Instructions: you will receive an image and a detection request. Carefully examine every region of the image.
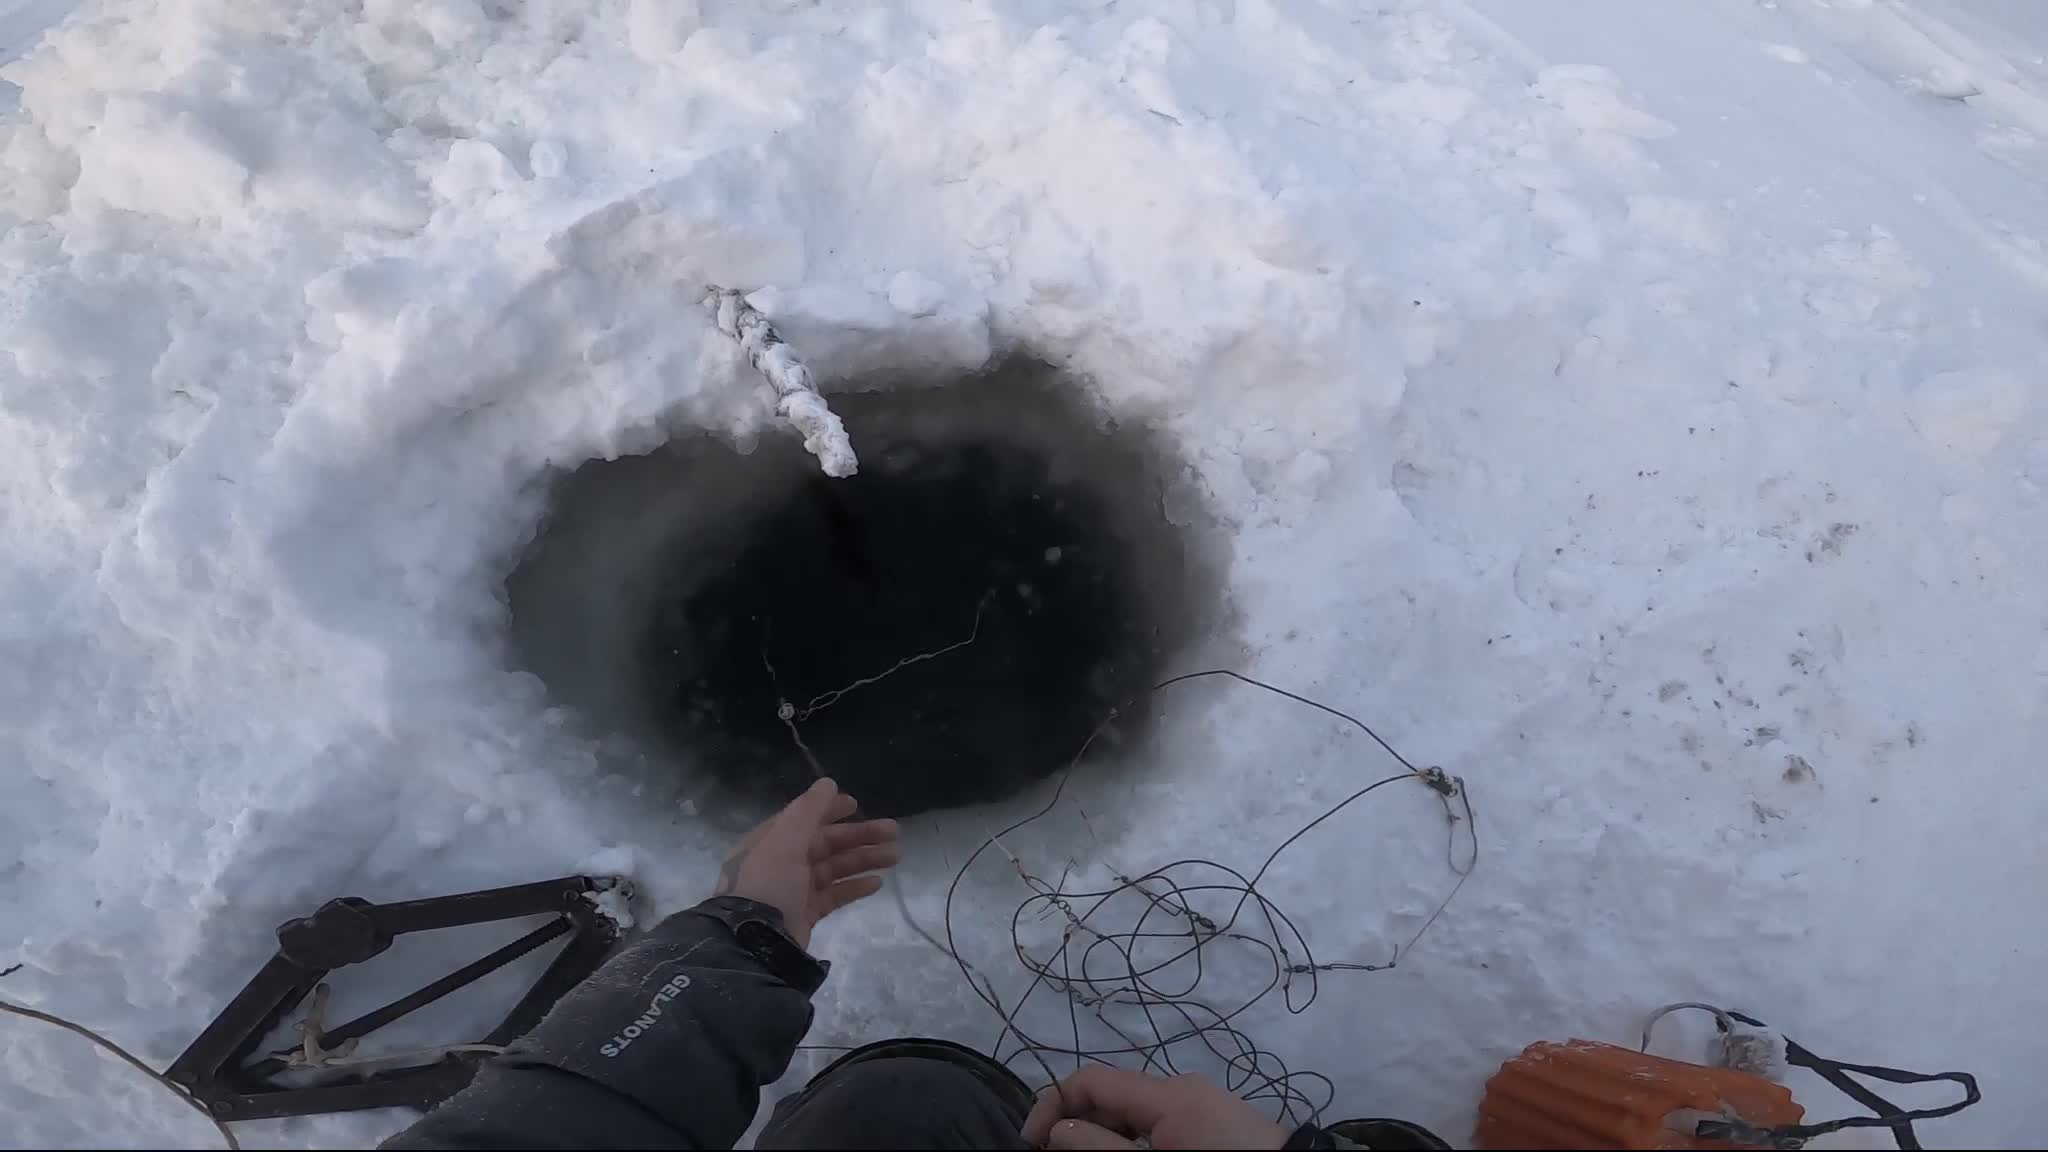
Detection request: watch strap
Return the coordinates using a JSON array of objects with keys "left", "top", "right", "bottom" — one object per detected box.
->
[{"left": 696, "top": 896, "right": 830, "bottom": 995}]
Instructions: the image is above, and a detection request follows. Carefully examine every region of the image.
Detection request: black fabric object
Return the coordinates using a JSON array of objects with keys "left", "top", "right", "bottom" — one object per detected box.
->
[
  {"left": 382, "top": 902, "right": 1035, "bottom": 1151},
  {"left": 384, "top": 898, "right": 815, "bottom": 1150},
  {"left": 756, "top": 1039, "right": 1033, "bottom": 1149},
  {"left": 1323, "top": 1117, "right": 1454, "bottom": 1149},
  {"left": 1283, "top": 1121, "right": 1340, "bottom": 1150}
]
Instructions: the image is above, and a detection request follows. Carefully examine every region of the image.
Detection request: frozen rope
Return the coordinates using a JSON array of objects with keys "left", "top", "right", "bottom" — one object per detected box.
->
[
  {"left": 704, "top": 287, "right": 858, "bottom": 478},
  {"left": 0, "top": 996, "right": 239, "bottom": 1150},
  {"left": 1720, "top": 1023, "right": 1791, "bottom": 1083}
]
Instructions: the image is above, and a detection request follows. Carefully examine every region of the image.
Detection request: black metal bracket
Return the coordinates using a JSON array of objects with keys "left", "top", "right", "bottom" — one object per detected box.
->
[{"left": 166, "top": 875, "right": 628, "bottom": 1122}]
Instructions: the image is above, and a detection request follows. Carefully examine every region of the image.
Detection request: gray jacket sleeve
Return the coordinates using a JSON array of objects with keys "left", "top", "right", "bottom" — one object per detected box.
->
[{"left": 384, "top": 897, "right": 817, "bottom": 1151}]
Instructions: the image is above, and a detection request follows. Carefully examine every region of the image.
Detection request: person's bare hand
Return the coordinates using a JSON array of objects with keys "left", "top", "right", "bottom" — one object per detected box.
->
[
  {"left": 1021, "top": 1068, "right": 1290, "bottom": 1150},
  {"left": 712, "top": 777, "right": 899, "bottom": 950}
]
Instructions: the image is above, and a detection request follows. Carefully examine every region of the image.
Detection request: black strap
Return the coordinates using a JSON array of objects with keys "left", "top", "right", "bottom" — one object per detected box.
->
[
  {"left": 1281, "top": 1122, "right": 1337, "bottom": 1150},
  {"left": 1706, "top": 1012, "right": 1980, "bottom": 1150},
  {"left": 694, "top": 897, "right": 831, "bottom": 995}
]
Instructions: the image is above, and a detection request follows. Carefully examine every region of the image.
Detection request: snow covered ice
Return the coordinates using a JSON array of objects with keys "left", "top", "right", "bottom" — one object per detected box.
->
[{"left": 3, "top": 0, "right": 2045, "bottom": 1145}]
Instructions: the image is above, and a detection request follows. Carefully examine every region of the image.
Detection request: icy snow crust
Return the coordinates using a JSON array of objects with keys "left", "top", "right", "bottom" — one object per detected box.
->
[{"left": 2, "top": 0, "right": 2045, "bottom": 1145}]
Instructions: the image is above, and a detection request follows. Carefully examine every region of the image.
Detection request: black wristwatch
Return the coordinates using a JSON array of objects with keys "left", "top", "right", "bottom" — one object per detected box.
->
[{"left": 696, "top": 897, "right": 831, "bottom": 995}]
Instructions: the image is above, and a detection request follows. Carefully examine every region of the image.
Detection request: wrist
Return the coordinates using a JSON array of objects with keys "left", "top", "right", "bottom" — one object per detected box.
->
[
  {"left": 698, "top": 895, "right": 790, "bottom": 931},
  {"left": 692, "top": 897, "right": 830, "bottom": 995}
]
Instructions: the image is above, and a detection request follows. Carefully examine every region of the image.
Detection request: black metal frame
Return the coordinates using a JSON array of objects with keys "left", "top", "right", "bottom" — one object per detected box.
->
[{"left": 166, "top": 875, "right": 626, "bottom": 1122}]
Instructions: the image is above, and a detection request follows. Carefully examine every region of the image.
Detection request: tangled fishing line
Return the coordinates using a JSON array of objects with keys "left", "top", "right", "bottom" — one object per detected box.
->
[
  {"left": 768, "top": 623, "right": 1481, "bottom": 1128},
  {"left": 946, "top": 671, "right": 1476, "bottom": 1127}
]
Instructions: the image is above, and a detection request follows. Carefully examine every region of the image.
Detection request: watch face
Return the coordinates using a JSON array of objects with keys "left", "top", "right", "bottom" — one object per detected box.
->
[{"left": 736, "top": 919, "right": 778, "bottom": 950}]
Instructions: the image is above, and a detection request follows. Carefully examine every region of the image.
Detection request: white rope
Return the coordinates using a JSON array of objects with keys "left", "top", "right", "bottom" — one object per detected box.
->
[
  {"left": 282, "top": 982, "right": 509, "bottom": 1073},
  {"left": 286, "top": 1042, "right": 508, "bottom": 1071},
  {"left": 704, "top": 287, "right": 858, "bottom": 478}
]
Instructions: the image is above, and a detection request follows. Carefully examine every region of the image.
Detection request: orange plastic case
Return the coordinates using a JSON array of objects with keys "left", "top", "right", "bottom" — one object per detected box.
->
[{"left": 1478, "top": 1039, "right": 1803, "bottom": 1149}]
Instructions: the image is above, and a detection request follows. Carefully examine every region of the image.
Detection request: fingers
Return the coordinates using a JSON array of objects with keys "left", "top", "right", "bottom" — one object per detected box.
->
[
  {"left": 1021, "top": 1068, "right": 1178, "bottom": 1145},
  {"left": 810, "top": 813, "right": 899, "bottom": 884},
  {"left": 813, "top": 841, "right": 900, "bottom": 884},
  {"left": 1045, "top": 1118, "right": 1139, "bottom": 1150},
  {"left": 815, "top": 874, "right": 883, "bottom": 917},
  {"left": 817, "top": 817, "right": 897, "bottom": 856},
  {"left": 824, "top": 789, "right": 859, "bottom": 824},
  {"left": 736, "top": 781, "right": 836, "bottom": 861},
  {"left": 781, "top": 778, "right": 842, "bottom": 828},
  {"left": 1022, "top": 1089, "right": 1063, "bottom": 1145},
  {"left": 765, "top": 779, "right": 847, "bottom": 850}
]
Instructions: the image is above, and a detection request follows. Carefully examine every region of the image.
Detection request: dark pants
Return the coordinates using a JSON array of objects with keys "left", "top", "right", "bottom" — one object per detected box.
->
[{"left": 757, "top": 1039, "right": 1034, "bottom": 1150}]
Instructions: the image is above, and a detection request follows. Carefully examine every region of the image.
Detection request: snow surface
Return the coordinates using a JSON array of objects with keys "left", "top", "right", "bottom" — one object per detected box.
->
[{"left": 3, "top": 0, "right": 2045, "bottom": 1146}]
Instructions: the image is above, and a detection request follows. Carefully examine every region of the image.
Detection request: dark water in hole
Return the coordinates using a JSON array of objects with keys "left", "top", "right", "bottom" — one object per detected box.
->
[
  {"left": 643, "top": 438, "right": 1145, "bottom": 816},
  {"left": 504, "top": 359, "right": 1223, "bottom": 819}
]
